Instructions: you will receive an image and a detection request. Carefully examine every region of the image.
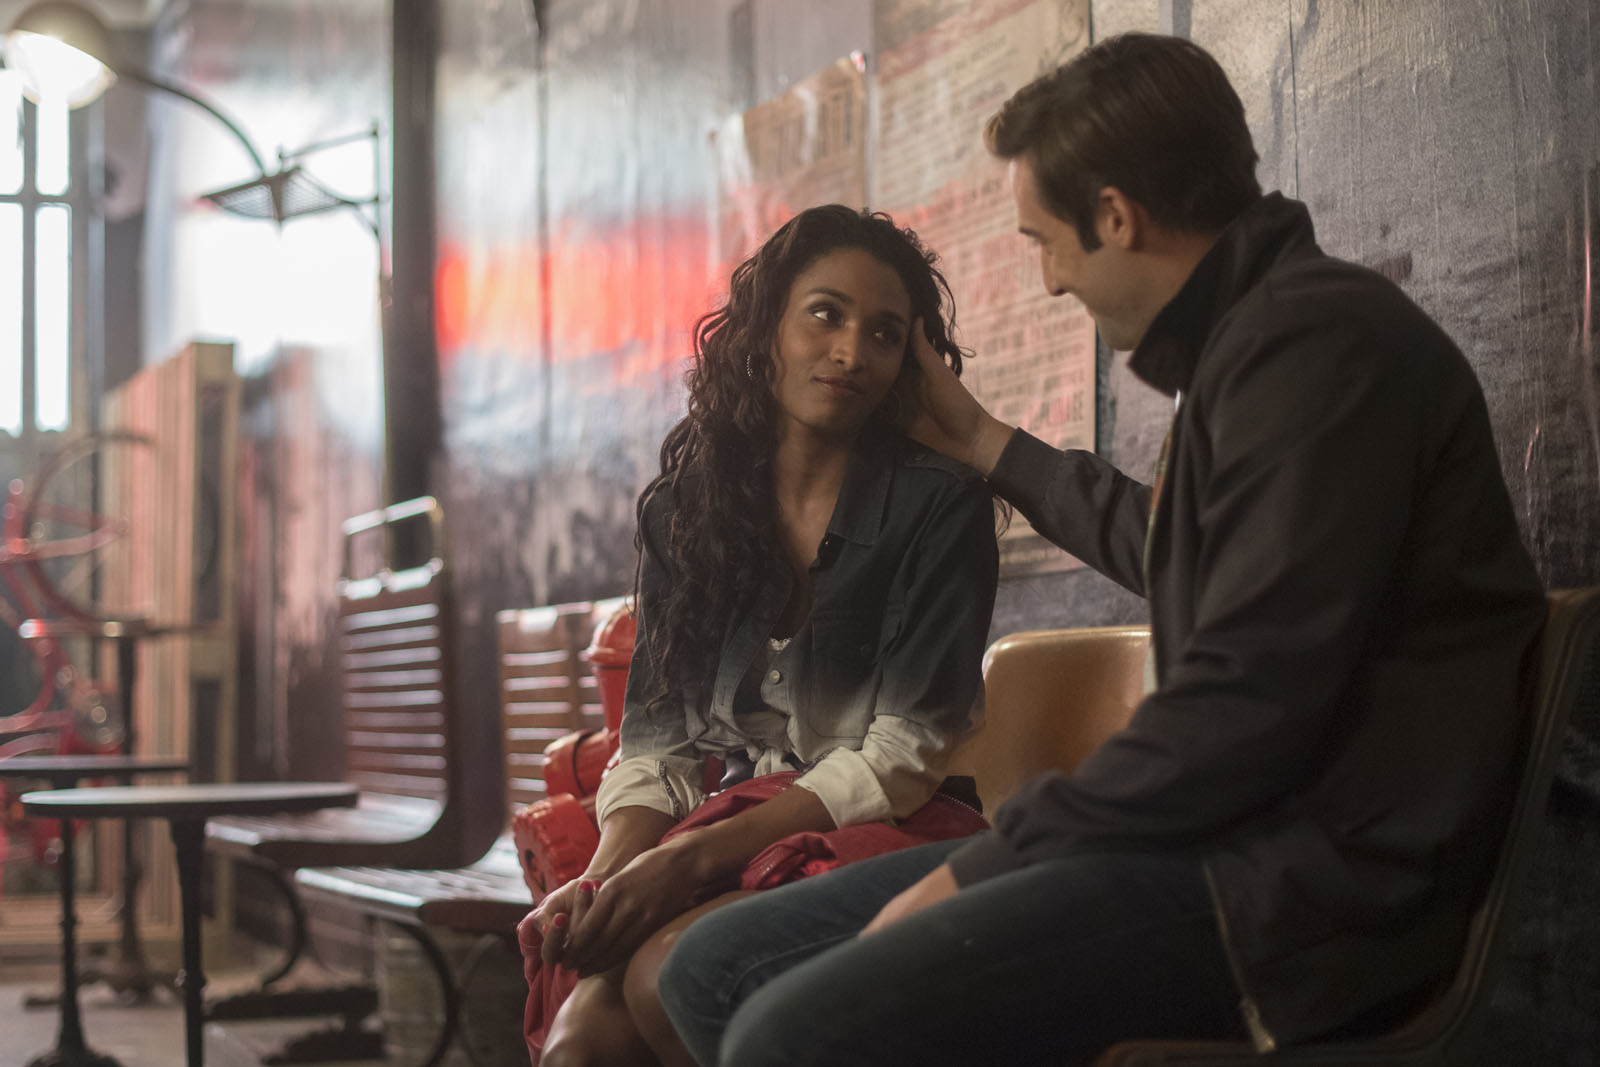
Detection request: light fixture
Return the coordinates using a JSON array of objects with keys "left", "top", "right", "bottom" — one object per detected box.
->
[
  {"left": 4, "top": 0, "right": 116, "bottom": 106},
  {"left": 2, "top": 0, "right": 381, "bottom": 230}
]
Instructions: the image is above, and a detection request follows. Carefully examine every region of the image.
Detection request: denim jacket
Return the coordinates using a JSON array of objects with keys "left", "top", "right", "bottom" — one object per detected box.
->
[{"left": 599, "top": 426, "right": 999, "bottom": 827}]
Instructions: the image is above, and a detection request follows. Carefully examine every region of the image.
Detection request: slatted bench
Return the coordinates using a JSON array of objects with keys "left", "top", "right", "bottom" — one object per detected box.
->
[
  {"left": 203, "top": 498, "right": 502, "bottom": 1061},
  {"left": 291, "top": 600, "right": 606, "bottom": 1066}
]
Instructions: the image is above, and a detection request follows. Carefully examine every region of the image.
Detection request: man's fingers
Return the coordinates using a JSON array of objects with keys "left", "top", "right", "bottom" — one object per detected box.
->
[{"left": 909, "top": 318, "right": 946, "bottom": 374}]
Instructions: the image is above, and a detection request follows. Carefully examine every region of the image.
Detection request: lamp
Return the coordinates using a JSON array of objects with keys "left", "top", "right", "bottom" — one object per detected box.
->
[{"left": 3, "top": 0, "right": 379, "bottom": 230}]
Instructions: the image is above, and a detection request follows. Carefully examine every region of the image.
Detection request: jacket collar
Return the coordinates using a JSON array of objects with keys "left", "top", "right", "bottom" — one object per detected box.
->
[
  {"left": 825, "top": 423, "right": 899, "bottom": 548},
  {"left": 1128, "top": 193, "right": 1322, "bottom": 397}
]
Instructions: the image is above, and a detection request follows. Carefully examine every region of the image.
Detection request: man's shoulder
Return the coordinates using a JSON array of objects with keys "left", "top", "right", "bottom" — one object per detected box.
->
[{"left": 1218, "top": 251, "right": 1468, "bottom": 382}]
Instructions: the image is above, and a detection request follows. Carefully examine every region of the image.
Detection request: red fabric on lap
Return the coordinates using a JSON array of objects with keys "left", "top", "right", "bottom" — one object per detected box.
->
[{"left": 520, "top": 770, "right": 986, "bottom": 1064}]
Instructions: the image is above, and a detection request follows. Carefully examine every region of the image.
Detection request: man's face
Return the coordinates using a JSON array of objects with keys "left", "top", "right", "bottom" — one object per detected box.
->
[{"left": 1010, "top": 158, "right": 1144, "bottom": 350}]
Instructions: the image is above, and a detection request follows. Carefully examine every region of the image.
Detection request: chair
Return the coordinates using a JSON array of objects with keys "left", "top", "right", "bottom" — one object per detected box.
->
[
  {"left": 949, "top": 625, "right": 1151, "bottom": 818},
  {"left": 1095, "top": 586, "right": 1600, "bottom": 1066}
]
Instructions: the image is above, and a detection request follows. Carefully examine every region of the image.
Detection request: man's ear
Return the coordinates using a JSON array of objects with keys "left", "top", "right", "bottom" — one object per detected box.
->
[{"left": 1097, "top": 186, "right": 1144, "bottom": 251}]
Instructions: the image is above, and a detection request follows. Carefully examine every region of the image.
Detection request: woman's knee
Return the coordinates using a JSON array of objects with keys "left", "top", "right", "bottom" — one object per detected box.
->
[
  {"left": 625, "top": 923, "right": 702, "bottom": 1066},
  {"left": 541, "top": 974, "right": 651, "bottom": 1067}
]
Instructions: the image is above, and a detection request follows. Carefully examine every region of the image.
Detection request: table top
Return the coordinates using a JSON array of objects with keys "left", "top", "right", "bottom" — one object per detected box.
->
[
  {"left": 0, "top": 754, "right": 190, "bottom": 781},
  {"left": 20, "top": 782, "right": 359, "bottom": 820},
  {"left": 18, "top": 617, "right": 194, "bottom": 640}
]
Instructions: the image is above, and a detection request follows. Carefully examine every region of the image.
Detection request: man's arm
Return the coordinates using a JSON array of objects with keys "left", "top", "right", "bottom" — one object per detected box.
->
[
  {"left": 947, "top": 321, "right": 1425, "bottom": 886},
  {"left": 907, "top": 327, "right": 1153, "bottom": 594}
]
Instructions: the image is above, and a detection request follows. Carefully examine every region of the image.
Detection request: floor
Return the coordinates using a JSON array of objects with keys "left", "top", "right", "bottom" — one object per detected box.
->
[
  {"left": 1, "top": 927, "right": 530, "bottom": 1067},
  {"left": 0, "top": 961, "right": 388, "bottom": 1067}
]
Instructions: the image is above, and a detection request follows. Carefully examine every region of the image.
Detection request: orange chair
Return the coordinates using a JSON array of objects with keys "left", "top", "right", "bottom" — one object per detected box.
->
[{"left": 949, "top": 625, "right": 1151, "bottom": 819}]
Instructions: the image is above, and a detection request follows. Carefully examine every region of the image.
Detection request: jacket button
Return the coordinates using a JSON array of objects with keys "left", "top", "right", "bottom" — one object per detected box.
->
[
  {"left": 858, "top": 643, "right": 872, "bottom": 658},
  {"left": 767, "top": 669, "right": 782, "bottom": 684}
]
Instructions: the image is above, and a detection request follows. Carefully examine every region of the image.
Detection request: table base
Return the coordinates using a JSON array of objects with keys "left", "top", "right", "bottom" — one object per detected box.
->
[{"left": 23, "top": 1045, "right": 125, "bottom": 1067}]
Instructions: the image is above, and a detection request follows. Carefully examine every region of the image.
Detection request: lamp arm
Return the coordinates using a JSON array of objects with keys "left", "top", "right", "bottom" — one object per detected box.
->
[{"left": 120, "top": 67, "right": 270, "bottom": 177}]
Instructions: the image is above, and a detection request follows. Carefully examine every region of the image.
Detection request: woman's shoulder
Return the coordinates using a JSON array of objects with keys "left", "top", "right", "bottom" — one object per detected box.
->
[{"left": 870, "top": 426, "right": 988, "bottom": 492}]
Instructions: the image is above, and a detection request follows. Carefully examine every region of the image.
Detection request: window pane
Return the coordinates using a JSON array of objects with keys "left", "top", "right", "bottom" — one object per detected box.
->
[
  {"left": 0, "top": 71, "right": 20, "bottom": 194},
  {"left": 0, "top": 205, "right": 19, "bottom": 436},
  {"left": 36, "top": 204, "right": 70, "bottom": 431},
  {"left": 36, "top": 92, "right": 69, "bottom": 195}
]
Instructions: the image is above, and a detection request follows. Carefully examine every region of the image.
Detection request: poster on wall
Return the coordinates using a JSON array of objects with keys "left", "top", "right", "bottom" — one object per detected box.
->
[
  {"left": 713, "top": 53, "right": 869, "bottom": 275},
  {"left": 871, "top": 0, "right": 1095, "bottom": 576}
]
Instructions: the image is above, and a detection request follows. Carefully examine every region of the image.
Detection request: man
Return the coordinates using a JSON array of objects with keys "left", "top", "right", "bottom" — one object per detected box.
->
[{"left": 656, "top": 32, "right": 1545, "bottom": 1066}]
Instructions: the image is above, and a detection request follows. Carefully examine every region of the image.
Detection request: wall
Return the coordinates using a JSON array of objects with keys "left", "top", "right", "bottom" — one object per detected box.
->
[
  {"left": 138, "top": 0, "right": 1598, "bottom": 1052},
  {"left": 142, "top": 0, "right": 391, "bottom": 783}
]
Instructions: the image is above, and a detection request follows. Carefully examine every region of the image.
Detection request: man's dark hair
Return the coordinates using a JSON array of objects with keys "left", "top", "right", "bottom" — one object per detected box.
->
[{"left": 986, "top": 32, "right": 1261, "bottom": 250}]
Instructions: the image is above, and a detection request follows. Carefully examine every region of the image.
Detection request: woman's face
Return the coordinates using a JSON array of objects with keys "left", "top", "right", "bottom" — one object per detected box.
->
[{"left": 768, "top": 247, "right": 912, "bottom": 443}]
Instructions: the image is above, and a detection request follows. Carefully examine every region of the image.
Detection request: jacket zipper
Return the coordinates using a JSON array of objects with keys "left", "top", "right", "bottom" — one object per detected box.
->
[{"left": 1202, "top": 861, "right": 1277, "bottom": 1053}]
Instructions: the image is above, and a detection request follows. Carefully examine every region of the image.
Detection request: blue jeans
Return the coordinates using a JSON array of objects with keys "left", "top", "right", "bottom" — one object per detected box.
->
[{"left": 658, "top": 839, "right": 1245, "bottom": 1066}]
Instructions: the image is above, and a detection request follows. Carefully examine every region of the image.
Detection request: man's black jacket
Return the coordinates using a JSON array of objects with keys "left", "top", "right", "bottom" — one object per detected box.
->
[{"left": 946, "top": 193, "right": 1545, "bottom": 1047}]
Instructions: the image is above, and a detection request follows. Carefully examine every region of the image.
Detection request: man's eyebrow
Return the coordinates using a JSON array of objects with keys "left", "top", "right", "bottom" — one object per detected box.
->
[{"left": 1018, "top": 225, "right": 1045, "bottom": 240}]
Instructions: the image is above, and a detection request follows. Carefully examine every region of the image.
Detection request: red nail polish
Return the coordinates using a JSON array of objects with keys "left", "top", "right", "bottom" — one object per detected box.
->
[{"left": 553, "top": 913, "right": 567, "bottom": 928}]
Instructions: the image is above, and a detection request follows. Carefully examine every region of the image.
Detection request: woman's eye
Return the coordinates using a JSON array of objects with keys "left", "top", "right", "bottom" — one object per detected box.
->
[
  {"left": 808, "top": 303, "right": 841, "bottom": 324},
  {"left": 874, "top": 328, "right": 904, "bottom": 348}
]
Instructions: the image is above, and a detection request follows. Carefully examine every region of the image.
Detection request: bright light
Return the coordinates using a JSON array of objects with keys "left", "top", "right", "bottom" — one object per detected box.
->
[
  {"left": 0, "top": 71, "right": 20, "bottom": 194},
  {"left": 36, "top": 204, "right": 71, "bottom": 431},
  {"left": 3, "top": 30, "right": 115, "bottom": 108},
  {"left": 0, "top": 205, "right": 19, "bottom": 436},
  {"left": 36, "top": 90, "right": 68, "bottom": 194}
]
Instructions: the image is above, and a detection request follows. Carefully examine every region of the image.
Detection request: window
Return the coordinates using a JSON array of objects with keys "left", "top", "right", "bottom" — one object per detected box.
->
[{"left": 0, "top": 70, "right": 87, "bottom": 443}]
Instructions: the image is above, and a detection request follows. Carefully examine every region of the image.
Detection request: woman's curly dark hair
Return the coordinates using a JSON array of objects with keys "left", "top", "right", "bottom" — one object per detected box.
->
[{"left": 635, "top": 204, "right": 967, "bottom": 720}]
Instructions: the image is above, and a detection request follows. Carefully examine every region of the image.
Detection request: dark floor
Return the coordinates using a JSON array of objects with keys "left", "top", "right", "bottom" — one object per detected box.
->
[{"left": 0, "top": 957, "right": 394, "bottom": 1067}]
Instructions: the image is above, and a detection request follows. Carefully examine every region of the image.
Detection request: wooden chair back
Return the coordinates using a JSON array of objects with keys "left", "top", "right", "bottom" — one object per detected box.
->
[
  {"left": 338, "top": 497, "right": 456, "bottom": 804},
  {"left": 496, "top": 602, "right": 594, "bottom": 812}
]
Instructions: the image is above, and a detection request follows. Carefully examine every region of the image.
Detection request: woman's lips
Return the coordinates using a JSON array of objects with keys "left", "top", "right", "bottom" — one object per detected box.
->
[{"left": 815, "top": 376, "right": 863, "bottom": 398}]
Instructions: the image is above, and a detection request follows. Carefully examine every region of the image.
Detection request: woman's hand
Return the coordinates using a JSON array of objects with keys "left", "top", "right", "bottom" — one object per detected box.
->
[
  {"left": 560, "top": 832, "right": 709, "bottom": 976},
  {"left": 907, "top": 320, "right": 1015, "bottom": 476},
  {"left": 528, "top": 875, "right": 594, "bottom": 967}
]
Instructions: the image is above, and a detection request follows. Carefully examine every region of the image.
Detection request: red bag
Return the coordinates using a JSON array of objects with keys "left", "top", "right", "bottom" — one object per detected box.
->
[{"left": 519, "top": 772, "right": 987, "bottom": 1064}]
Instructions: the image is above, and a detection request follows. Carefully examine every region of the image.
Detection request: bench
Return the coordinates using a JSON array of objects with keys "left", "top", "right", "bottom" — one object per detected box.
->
[
  {"left": 1097, "top": 588, "right": 1600, "bottom": 1066},
  {"left": 291, "top": 599, "right": 608, "bottom": 1066},
  {"left": 202, "top": 498, "right": 500, "bottom": 1059}
]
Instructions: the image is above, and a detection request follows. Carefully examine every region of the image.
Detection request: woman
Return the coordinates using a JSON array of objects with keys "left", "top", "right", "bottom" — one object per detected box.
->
[{"left": 524, "top": 205, "right": 999, "bottom": 1067}]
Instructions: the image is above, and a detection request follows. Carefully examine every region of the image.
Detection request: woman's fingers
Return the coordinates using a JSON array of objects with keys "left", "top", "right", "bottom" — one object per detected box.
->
[
  {"left": 564, "top": 884, "right": 621, "bottom": 973},
  {"left": 539, "top": 911, "right": 568, "bottom": 966},
  {"left": 569, "top": 877, "right": 600, "bottom": 933}
]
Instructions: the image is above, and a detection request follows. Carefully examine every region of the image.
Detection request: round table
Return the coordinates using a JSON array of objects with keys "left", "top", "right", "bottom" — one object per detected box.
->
[
  {"left": 16, "top": 617, "right": 201, "bottom": 1003},
  {"left": 22, "top": 782, "right": 360, "bottom": 1067},
  {"left": 0, "top": 755, "right": 189, "bottom": 1067}
]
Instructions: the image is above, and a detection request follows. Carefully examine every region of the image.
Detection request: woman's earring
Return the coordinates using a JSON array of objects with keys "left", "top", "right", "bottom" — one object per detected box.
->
[{"left": 746, "top": 352, "right": 758, "bottom": 380}]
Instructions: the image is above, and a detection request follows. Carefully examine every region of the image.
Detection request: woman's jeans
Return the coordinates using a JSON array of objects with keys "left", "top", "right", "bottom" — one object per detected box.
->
[{"left": 658, "top": 839, "right": 1246, "bottom": 1067}]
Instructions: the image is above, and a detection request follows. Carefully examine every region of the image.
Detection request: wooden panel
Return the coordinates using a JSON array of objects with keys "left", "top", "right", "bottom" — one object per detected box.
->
[
  {"left": 339, "top": 575, "right": 454, "bottom": 804},
  {"left": 496, "top": 602, "right": 594, "bottom": 811}
]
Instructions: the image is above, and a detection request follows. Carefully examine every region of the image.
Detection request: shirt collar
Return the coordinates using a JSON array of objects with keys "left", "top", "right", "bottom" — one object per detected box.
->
[{"left": 1128, "top": 193, "right": 1321, "bottom": 397}]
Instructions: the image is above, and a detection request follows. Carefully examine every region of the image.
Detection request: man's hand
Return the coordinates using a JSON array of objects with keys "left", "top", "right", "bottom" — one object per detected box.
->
[
  {"left": 907, "top": 321, "right": 1015, "bottom": 476},
  {"left": 861, "top": 862, "right": 960, "bottom": 936}
]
